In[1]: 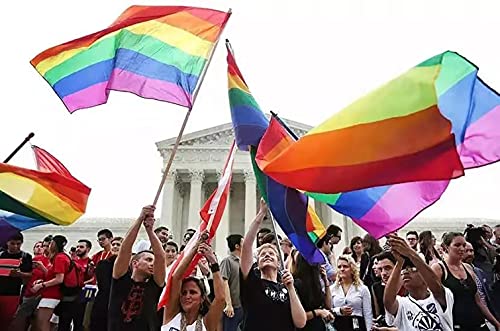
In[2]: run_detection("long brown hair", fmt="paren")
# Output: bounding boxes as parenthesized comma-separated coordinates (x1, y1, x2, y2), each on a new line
(181, 277, 211, 316)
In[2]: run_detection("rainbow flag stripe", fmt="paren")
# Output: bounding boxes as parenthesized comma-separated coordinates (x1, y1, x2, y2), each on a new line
(227, 43, 268, 150)
(262, 52, 500, 238)
(0, 162, 90, 227)
(256, 51, 479, 194)
(31, 6, 231, 113)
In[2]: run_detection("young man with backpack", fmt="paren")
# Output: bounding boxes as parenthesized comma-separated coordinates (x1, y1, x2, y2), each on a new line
(56, 239, 93, 331)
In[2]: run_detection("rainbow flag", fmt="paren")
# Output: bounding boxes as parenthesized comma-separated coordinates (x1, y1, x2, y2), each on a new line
(227, 40, 325, 263)
(0, 147, 90, 244)
(255, 51, 484, 194)
(31, 6, 231, 113)
(227, 42, 268, 150)
(259, 52, 500, 238)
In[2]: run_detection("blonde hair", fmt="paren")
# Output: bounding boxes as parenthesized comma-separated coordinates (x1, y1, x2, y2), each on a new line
(335, 254, 362, 289)
(257, 243, 280, 269)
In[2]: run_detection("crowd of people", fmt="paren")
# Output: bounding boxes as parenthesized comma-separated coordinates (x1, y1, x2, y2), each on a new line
(1, 201, 500, 331)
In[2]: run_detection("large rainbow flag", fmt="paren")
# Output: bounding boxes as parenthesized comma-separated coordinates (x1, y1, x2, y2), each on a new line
(227, 41, 325, 263)
(31, 6, 231, 113)
(0, 146, 90, 244)
(254, 51, 494, 194)
(258, 52, 500, 238)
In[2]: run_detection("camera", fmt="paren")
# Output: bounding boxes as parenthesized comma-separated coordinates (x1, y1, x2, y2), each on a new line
(374, 315, 388, 327)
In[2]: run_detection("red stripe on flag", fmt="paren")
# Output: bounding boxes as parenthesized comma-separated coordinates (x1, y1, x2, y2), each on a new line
(158, 141, 237, 309)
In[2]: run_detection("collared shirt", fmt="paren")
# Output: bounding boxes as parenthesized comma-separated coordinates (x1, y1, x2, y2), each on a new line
(221, 252, 241, 308)
(331, 283, 373, 330)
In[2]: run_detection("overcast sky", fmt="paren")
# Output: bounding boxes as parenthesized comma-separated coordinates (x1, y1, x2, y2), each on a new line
(2, 0, 499, 221)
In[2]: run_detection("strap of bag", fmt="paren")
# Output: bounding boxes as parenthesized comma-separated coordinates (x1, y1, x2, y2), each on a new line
(408, 295, 443, 329)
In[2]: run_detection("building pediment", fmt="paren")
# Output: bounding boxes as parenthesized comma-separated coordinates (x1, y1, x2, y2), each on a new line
(155, 116, 313, 152)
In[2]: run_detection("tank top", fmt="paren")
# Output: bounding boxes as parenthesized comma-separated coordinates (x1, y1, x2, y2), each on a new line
(440, 261, 484, 328)
(161, 313, 207, 331)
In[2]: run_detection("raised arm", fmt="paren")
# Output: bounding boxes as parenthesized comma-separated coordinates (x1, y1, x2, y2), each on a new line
(241, 199, 267, 278)
(201, 243, 226, 331)
(143, 214, 166, 287)
(383, 251, 403, 316)
(282, 269, 306, 328)
(113, 206, 153, 279)
(164, 233, 202, 323)
(388, 235, 446, 308)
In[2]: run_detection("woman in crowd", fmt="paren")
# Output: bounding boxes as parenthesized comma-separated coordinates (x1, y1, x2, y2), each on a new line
(362, 234, 382, 287)
(418, 230, 441, 265)
(432, 232, 500, 331)
(162, 233, 225, 331)
(239, 200, 306, 331)
(350, 237, 370, 284)
(292, 254, 334, 331)
(331, 255, 372, 331)
(33, 235, 69, 331)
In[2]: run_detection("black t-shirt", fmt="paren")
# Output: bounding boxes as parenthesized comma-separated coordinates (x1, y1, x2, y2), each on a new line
(240, 267, 295, 331)
(108, 271, 163, 331)
(371, 281, 385, 318)
(0, 250, 32, 296)
(294, 279, 325, 331)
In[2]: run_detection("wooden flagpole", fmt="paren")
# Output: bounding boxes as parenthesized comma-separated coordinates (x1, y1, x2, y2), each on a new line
(152, 9, 232, 206)
(3, 132, 35, 163)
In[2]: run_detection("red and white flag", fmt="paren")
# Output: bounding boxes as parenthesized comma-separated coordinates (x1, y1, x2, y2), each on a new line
(158, 141, 237, 309)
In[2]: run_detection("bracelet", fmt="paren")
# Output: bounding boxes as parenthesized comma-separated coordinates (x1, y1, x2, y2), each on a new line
(209, 262, 220, 273)
(312, 310, 317, 318)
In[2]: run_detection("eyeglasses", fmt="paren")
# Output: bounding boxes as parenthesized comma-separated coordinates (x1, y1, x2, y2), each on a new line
(401, 267, 418, 275)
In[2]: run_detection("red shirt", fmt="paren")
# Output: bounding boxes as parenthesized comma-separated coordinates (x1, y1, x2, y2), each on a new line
(25, 255, 50, 298)
(42, 253, 70, 299)
(91, 250, 112, 266)
(75, 256, 92, 282)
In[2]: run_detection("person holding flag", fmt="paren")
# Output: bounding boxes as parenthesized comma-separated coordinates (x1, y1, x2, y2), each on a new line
(239, 199, 307, 331)
(162, 232, 225, 331)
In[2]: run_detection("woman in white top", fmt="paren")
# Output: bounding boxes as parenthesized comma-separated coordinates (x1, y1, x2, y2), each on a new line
(331, 255, 373, 331)
(162, 233, 225, 331)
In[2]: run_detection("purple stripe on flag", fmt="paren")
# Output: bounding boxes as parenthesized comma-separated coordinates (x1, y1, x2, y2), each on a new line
(109, 69, 192, 108)
(460, 106, 500, 168)
(62, 82, 109, 113)
(61, 69, 193, 113)
(357, 180, 450, 238)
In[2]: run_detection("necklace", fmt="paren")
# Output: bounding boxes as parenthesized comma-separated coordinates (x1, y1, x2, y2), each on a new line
(180, 313, 203, 331)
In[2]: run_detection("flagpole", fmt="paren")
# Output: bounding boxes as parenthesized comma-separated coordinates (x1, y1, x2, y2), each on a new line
(3, 132, 35, 163)
(268, 211, 286, 270)
(270, 111, 300, 141)
(152, 9, 232, 206)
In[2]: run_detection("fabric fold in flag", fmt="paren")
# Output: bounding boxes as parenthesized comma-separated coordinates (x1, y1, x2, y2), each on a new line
(302, 52, 500, 238)
(158, 141, 237, 309)
(0, 146, 91, 244)
(256, 51, 475, 194)
(31, 6, 231, 113)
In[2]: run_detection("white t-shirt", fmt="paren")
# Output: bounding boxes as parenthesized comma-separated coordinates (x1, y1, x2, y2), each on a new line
(161, 312, 206, 331)
(386, 287, 454, 331)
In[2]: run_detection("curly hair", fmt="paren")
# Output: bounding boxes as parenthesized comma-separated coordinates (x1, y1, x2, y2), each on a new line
(335, 254, 362, 290)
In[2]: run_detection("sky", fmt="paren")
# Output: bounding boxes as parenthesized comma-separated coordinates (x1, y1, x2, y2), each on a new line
(1, 0, 500, 221)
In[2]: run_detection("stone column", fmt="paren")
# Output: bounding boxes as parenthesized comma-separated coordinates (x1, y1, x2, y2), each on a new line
(244, 170, 257, 233)
(160, 170, 177, 233)
(215, 170, 231, 258)
(188, 170, 204, 229)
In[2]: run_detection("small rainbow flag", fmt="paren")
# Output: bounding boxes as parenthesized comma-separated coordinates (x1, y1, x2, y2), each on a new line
(258, 52, 500, 238)
(256, 51, 481, 194)
(31, 6, 231, 113)
(0, 146, 90, 244)
(227, 40, 325, 263)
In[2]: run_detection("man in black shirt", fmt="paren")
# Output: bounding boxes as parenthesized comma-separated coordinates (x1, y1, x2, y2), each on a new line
(0, 232, 32, 327)
(108, 205, 166, 331)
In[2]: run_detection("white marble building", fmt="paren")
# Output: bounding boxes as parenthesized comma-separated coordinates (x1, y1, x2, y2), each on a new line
(22, 118, 500, 258)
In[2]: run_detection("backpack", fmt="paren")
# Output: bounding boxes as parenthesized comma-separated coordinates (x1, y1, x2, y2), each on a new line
(60, 253, 85, 297)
